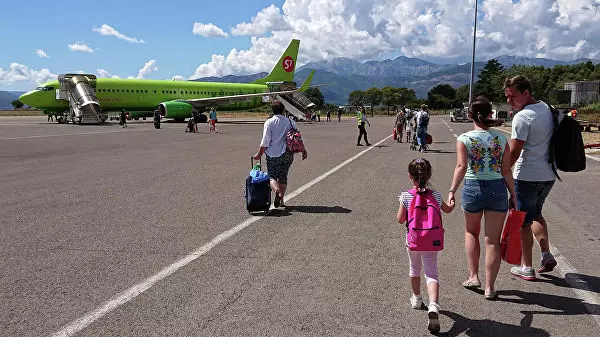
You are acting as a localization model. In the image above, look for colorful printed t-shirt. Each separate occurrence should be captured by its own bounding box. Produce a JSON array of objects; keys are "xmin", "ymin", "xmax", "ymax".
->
[{"xmin": 457, "ymin": 129, "xmax": 507, "ymax": 180}]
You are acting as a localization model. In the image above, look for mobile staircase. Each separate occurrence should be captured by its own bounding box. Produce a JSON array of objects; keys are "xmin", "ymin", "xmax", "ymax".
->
[
  {"xmin": 57, "ymin": 74, "xmax": 105, "ymax": 124},
  {"xmin": 267, "ymin": 82, "xmax": 314, "ymax": 121}
]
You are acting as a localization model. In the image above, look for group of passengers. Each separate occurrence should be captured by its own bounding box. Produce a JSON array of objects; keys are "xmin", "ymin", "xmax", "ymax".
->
[
  {"xmin": 252, "ymin": 75, "xmax": 558, "ymax": 334},
  {"xmin": 395, "ymin": 75, "xmax": 557, "ymax": 332}
]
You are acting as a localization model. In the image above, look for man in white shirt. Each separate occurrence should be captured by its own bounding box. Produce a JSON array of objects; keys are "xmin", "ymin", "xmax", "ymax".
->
[{"xmin": 504, "ymin": 75, "xmax": 556, "ymax": 282}]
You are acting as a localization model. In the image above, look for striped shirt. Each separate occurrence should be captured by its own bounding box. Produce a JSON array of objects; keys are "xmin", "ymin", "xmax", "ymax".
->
[{"xmin": 398, "ymin": 189, "xmax": 443, "ymax": 210}]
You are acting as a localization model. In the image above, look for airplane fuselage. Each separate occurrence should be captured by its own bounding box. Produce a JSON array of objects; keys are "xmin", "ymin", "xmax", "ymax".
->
[{"xmin": 20, "ymin": 78, "xmax": 269, "ymax": 116}]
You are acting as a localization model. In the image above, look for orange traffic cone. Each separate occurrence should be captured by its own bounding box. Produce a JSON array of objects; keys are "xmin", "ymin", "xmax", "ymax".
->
[{"xmin": 500, "ymin": 209, "xmax": 527, "ymax": 265}]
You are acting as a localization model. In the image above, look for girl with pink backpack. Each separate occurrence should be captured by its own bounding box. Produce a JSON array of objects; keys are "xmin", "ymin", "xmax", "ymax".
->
[{"xmin": 397, "ymin": 158, "xmax": 455, "ymax": 334}]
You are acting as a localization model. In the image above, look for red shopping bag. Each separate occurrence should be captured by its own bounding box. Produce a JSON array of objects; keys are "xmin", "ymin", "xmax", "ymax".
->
[
  {"xmin": 500, "ymin": 209, "xmax": 527, "ymax": 265},
  {"xmin": 393, "ymin": 128, "xmax": 397, "ymax": 141},
  {"xmin": 425, "ymin": 133, "xmax": 433, "ymax": 144}
]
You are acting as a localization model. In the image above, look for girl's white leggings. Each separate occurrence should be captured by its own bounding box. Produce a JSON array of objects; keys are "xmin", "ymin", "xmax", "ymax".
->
[{"xmin": 407, "ymin": 249, "xmax": 439, "ymax": 284}]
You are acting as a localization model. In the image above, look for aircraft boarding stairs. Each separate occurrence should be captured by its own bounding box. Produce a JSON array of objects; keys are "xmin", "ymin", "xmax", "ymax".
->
[
  {"xmin": 57, "ymin": 74, "xmax": 104, "ymax": 124},
  {"xmin": 268, "ymin": 82, "xmax": 314, "ymax": 121}
]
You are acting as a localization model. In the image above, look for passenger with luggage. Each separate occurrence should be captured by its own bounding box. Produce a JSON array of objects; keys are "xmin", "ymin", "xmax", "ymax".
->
[
  {"xmin": 394, "ymin": 108, "xmax": 407, "ymax": 143},
  {"xmin": 185, "ymin": 118, "xmax": 197, "ymax": 133},
  {"xmin": 396, "ymin": 158, "xmax": 455, "ymax": 334},
  {"xmin": 415, "ymin": 105, "xmax": 430, "ymax": 152},
  {"xmin": 253, "ymin": 101, "xmax": 308, "ymax": 208},
  {"xmin": 447, "ymin": 96, "xmax": 517, "ymax": 300}
]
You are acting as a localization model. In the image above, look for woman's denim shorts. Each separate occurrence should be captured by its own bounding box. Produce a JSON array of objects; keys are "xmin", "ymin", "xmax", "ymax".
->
[{"xmin": 462, "ymin": 179, "xmax": 508, "ymax": 213}]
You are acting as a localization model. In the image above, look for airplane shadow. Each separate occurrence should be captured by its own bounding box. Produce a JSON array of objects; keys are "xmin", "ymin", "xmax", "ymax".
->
[
  {"xmin": 439, "ymin": 310, "xmax": 549, "ymax": 337},
  {"xmin": 267, "ymin": 205, "xmax": 352, "ymax": 217},
  {"xmin": 374, "ymin": 145, "xmax": 390, "ymax": 148}
]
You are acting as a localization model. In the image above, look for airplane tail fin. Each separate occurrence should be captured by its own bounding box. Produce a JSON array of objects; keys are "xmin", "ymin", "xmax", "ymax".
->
[{"xmin": 251, "ymin": 39, "xmax": 300, "ymax": 85}]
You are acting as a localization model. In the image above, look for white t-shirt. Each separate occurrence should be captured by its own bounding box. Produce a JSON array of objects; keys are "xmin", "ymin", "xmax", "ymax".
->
[
  {"xmin": 511, "ymin": 101, "xmax": 556, "ymax": 181},
  {"xmin": 416, "ymin": 110, "xmax": 429, "ymax": 127},
  {"xmin": 260, "ymin": 114, "xmax": 297, "ymax": 157}
]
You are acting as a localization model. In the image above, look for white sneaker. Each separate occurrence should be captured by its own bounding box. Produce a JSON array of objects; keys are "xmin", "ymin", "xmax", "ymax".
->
[
  {"xmin": 427, "ymin": 302, "xmax": 440, "ymax": 334},
  {"xmin": 410, "ymin": 294, "xmax": 423, "ymax": 309}
]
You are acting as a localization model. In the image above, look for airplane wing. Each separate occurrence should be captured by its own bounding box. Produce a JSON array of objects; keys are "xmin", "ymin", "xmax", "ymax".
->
[
  {"xmin": 180, "ymin": 88, "xmax": 298, "ymax": 109},
  {"xmin": 180, "ymin": 70, "xmax": 316, "ymax": 110}
]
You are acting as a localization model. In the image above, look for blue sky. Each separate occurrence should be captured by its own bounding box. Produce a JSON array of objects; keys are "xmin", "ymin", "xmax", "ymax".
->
[{"xmin": 2, "ymin": 0, "xmax": 599, "ymax": 91}]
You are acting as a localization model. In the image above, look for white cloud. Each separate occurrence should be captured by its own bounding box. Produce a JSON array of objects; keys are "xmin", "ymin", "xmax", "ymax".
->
[
  {"xmin": 68, "ymin": 43, "xmax": 94, "ymax": 53},
  {"xmin": 172, "ymin": 75, "xmax": 186, "ymax": 81},
  {"xmin": 36, "ymin": 49, "xmax": 49, "ymax": 58},
  {"xmin": 137, "ymin": 60, "xmax": 158, "ymax": 79},
  {"xmin": 231, "ymin": 5, "xmax": 291, "ymax": 36},
  {"xmin": 192, "ymin": 23, "xmax": 229, "ymax": 38},
  {"xmin": 0, "ymin": 63, "xmax": 56, "ymax": 86},
  {"xmin": 190, "ymin": 0, "xmax": 600, "ymax": 79},
  {"xmin": 93, "ymin": 24, "xmax": 145, "ymax": 43},
  {"xmin": 97, "ymin": 69, "xmax": 120, "ymax": 78}
]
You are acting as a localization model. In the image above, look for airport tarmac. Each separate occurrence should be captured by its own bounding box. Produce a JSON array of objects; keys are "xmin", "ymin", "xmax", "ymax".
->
[{"xmin": 1, "ymin": 115, "xmax": 599, "ymax": 336}]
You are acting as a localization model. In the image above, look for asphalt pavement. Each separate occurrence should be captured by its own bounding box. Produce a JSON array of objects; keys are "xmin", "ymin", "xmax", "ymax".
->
[{"xmin": 1, "ymin": 115, "xmax": 599, "ymax": 336}]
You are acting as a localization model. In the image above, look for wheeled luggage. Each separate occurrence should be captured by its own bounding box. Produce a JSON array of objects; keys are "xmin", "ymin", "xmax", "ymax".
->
[{"xmin": 245, "ymin": 158, "xmax": 271, "ymax": 214}]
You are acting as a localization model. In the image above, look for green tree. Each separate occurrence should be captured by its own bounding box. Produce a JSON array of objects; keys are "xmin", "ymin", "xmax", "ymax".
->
[
  {"xmin": 11, "ymin": 100, "xmax": 24, "ymax": 109},
  {"xmin": 381, "ymin": 86, "xmax": 398, "ymax": 115},
  {"xmin": 474, "ymin": 59, "xmax": 504, "ymax": 102},
  {"xmin": 364, "ymin": 87, "xmax": 383, "ymax": 115},
  {"xmin": 303, "ymin": 87, "xmax": 325, "ymax": 108},
  {"xmin": 455, "ymin": 85, "xmax": 469, "ymax": 105},
  {"xmin": 348, "ymin": 90, "xmax": 364, "ymax": 107},
  {"xmin": 427, "ymin": 84, "xmax": 456, "ymax": 110},
  {"xmin": 397, "ymin": 88, "xmax": 417, "ymax": 107}
]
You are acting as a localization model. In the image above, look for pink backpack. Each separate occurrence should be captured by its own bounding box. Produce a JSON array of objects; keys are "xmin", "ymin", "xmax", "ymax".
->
[{"xmin": 407, "ymin": 188, "xmax": 444, "ymax": 251}]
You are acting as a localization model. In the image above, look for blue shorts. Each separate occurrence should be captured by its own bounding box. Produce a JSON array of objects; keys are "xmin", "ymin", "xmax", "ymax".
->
[
  {"xmin": 515, "ymin": 180, "xmax": 554, "ymax": 227},
  {"xmin": 462, "ymin": 179, "xmax": 508, "ymax": 213}
]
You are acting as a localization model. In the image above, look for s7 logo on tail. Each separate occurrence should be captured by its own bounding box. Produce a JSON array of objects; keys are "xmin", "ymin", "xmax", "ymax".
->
[{"xmin": 282, "ymin": 56, "xmax": 295, "ymax": 72}]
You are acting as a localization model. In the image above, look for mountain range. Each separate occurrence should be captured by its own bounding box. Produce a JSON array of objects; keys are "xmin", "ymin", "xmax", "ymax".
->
[
  {"xmin": 3, "ymin": 55, "xmax": 599, "ymax": 109},
  {"xmin": 193, "ymin": 55, "xmax": 600, "ymax": 104}
]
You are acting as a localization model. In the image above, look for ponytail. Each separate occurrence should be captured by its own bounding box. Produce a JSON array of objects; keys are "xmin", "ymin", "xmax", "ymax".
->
[
  {"xmin": 469, "ymin": 96, "xmax": 504, "ymax": 128},
  {"xmin": 408, "ymin": 158, "xmax": 432, "ymax": 193}
]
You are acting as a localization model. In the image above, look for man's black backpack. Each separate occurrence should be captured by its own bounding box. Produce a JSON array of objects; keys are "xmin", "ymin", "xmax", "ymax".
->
[{"xmin": 547, "ymin": 103, "xmax": 586, "ymax": 181}]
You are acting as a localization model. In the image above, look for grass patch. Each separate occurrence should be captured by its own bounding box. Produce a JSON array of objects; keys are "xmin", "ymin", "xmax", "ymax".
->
[{"xmin": 0, "ymin": 109, "xmax": 44, "ymax": 116}]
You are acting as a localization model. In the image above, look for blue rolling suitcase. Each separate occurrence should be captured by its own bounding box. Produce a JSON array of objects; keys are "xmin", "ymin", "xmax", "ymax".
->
[{"xmin": 245, "ymin": 158, "xmax": 271, "ymax": 214}]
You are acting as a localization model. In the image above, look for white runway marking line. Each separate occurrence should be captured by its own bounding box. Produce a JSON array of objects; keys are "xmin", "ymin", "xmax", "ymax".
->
[
  {"xmin": 0, "ymin": 128, "xmax": 151, "ymax": 140},
  {"xmin": 492, "ymin": 126, "xmax": 600, "ymax": 327},
  {"xmin": 51, "ymin": 135, "xmax": 392, "ymax": 337}
]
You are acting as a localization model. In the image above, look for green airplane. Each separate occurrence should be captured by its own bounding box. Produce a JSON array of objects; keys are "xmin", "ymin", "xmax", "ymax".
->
[{"xmin": 19, "ymin": 39, "xmax": 315, "ymax": 124}]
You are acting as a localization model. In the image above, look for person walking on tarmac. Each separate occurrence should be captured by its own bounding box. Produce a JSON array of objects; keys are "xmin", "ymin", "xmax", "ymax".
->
[
  {"xmin": 356, "ymin": 105, "xmax": 371, "ymax": 146},
  {"xmin": 394, "ymin": 108, "xmax": 407, "ymax": 142},
  {"xmin": 47, "ymin": 113, "xmax": 54, "ymax": 122},
  {"xmin": 209, "ymin": 107, "xmax": 218, "ymax": 132},
  {"xmin": 153, "ymin": 109, "xmax": 161, "ymax": 129},
  {"xmin": 120, "ymin": 109, "xmax": 128, "ymax": 128}
]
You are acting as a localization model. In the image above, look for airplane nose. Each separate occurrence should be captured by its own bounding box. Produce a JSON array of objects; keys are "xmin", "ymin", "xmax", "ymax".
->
[{"xmin": 19, "ymin": 91, "xmax": 36, "ymax": 107}]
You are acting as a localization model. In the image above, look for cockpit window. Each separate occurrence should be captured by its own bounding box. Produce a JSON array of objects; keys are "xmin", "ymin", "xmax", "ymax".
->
[{"xmin": 35, "ymin": 86, "xmax": 55, "ymax": 91}]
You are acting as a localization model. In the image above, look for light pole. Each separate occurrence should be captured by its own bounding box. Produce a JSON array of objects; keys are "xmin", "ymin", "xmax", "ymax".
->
[{"xmin": 468, "ymin": 0, "xmax": 478, "ymax": 106}]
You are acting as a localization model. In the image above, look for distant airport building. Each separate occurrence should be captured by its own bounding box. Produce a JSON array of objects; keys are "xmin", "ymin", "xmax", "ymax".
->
[{"xmin": 563, "ymin": 81, "xmax": 600, "ymax": 106}]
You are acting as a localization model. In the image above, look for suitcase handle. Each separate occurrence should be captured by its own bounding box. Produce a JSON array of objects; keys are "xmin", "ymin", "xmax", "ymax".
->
[{"xmin": 250, "ymin": 156, "xmax": 262, "ymax": 169}]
